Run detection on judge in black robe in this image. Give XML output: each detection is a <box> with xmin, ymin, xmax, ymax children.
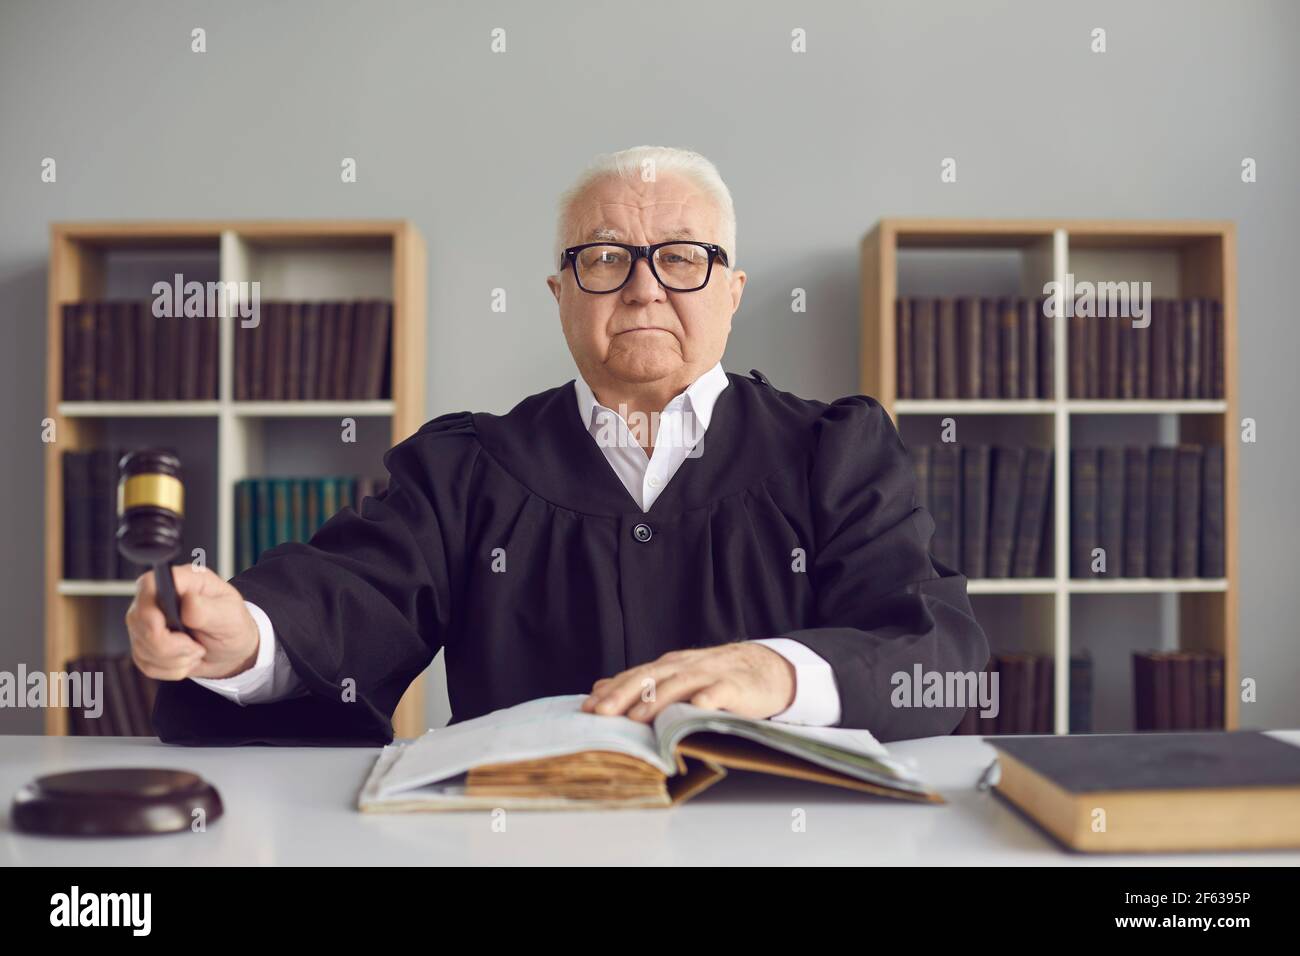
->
<box><xmin>148</xmin><ymin>148</ymin><xmax>988</xmax><ymax>746</ymax></box>
<box><xmin>154</xmin><ymin>371</ymin><xmax>987</xmax><ymax>745</ymax></box>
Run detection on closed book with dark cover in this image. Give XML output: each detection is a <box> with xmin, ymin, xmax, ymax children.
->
<box><xmin>137</xmin><ymin>303</ymin><xmax>157</xmax><ymax>401</ymax></box>
<box><xmin>332</xmin><ymin>302</ymin><xmax>356</xmax><ymax>402</ymax></box>
<box><xmin>112</xmin><ymin>302</ymin><xmax>136</xmax><ymax>401</ymax></box>
<box><xmin>265</xmin><ymin>302</ymin><xmax>287</xmax><ymax>401</ymax></box>
<box><xmin>1122</xmin><ymin>446</ymin><xmax>1148</xmax><ymax>577</ymax></box>
<box><xmin>1200</xmin><ymin>444</ymin><xmax>1225</xmax><ymax>578</ymax></box>
<box><xmin>1168</xmin><ymin>300</ymin><xmax>1186</xmax><ymax>398</ymax></box>
<box><xmin>1133</xmin><ymin>309</ymin><xmax>1150</xmax><ymax>398</ymax></box>
<box><xmin>1183</xmin><ymin>299</ymin><xmax>1202</xmax><ymax>399</ymax></box>
<box><xmin>936</xmin><ymin>298</ymin><xmax>959</xmax><ymax>399</ymax></box>
<box><xmin>980</xmin><ymin>297</ymin><xmax>1000</xmax><ymax>399</ymax></box>
<box><xmin>1011</xmin><ymin>446</ymin><xmax>1051</xmax><ymax>578</ymax></box>
<box><xmin>929</xmin><ymin>443</ymin><xmax>961</xmax><ymax>570</ymax></box>
<box><xmin>895</xmin><ymin>299</ymin><xmax>913</xmax><ymax>399</ymax></box>
<box><xmin>1174</xmin><ymin>445</ymin><xmax>1202</xmax><ymax>578</ymax></box>
<box><xmin>1101</xmin><ymin>314</ymin><xmax>1119</xmax><ymax>399</ymax></box>
<box><xmin>179</xmin><ymin>313</ymin><xmax>201</xmax><ymax>401</ymax></box>
<box><xmin>1036</xmin><ymin>296</ymin><xmax>1054</xmax><ymax>399</ymax></box>
<box><xmin>363</xmin><ymin>300</ymin><xmax>392</xmax><ymax>400</ymax></box>
<box><xmin>1149</xmin><ymin>299</ymin><xmax>1169</xmax><ymax>399</ymax></box>
<box><xmin>1085</xmin><ymin>312</ymin><xmax>1101</xmax><ymax>398</ymax></box>
<box><xmin>1198</xmin><ymin>297</ymin><xmax>1215</xmax><ymax>401</ymax></box>
<box><xmin>318</xmin><ymin>302</ymin><xmax>339</xmax><ymax>401</ymax></box>
<box><xmin>1019</xmin><ymin>297</ymin><xmax>1038</xmax><ymax>400</ymax></box>
<box><xmin>1068</xmin><ymin>310</ymin><xmax>1086</xmax><ymax>398</ymax></box>
<box><xmin>988</xmin><ymin>732</ymin><xmax>1300</xmax><ymax>852</ymax></box>
<box><xmin>300</xmin><ymin>301</ymin><xmax>323</xmax><ymax>401</ymax></box>
<box><xmin>1098</xmin><ymin>446</ymin><xmax>1125</xmax><ymax>577</ymax></box>
<box><xmin>90</xmin><ymin>448</ymin><xmax>117</xmax><ymax>579</ymax></box>
<box><xmin>1146</xmin><ymin>447</ymin><xmax>1177</xmax><ymax>578</ymax></box>
<box><xmin>94</xmin><ymin>302</ymin><xmax>114</xmax><ymax>399</ymax></box>
<box><xmin>960</xmin><ymin>445</ymin><xmax>991</xmax><ymax>578</ymax></box>
<box><xmin>284</xmin><ymin>302</ymin><xmax>304</xmax><ymax>401</ymax></box>
<box><xmin>986</xmin><ymin>446</ymin><xmax>1024</xmax><ymax>578</ymax></box>
<box><xmin>957</xmin><ymin>297</ymin><xmax>981</xmax><ymax>398</ymax></box>
<box><xmin>1118</xmin><ymin>314</ymin><xmax>1135</xmax><ymax>398</ymax></box>
<box><xmin>1070</xmin><ymin>448</ymin><xmax>1099</xmax><ymax>578</ymax></box>
<box><xmin>62</xmin><ymin>451</ymin><xmax>93</xmax><ymax>579</ymax></box>
<box><xmin>249</xmin><ymin>305</ymin><xmax>267</xmax><ymax>401</ymax></box>
<box><xmin>998</xmin><ymin>300</ymin><xmax>1019</xmax><ymax>399</ymax></box>
<box><xmin>911</xmin><ymin>298</ymin><xmax>936</xmax><ymax>399</ymax></box>
<box><xmin>1211</xmin><ymin>300</ymin><xmax>1225</xmax><ymax>398</ymax></box>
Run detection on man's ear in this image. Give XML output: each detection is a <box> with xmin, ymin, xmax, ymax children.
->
<box><xmin>728</xmin><ymin>268</ymin><xmax>747</xmax><ymax>314</ymax></box>
<box><xmin>546</xmin><ymin>273</ymin><xmax>562</xmax><ymax>304</ymax></box>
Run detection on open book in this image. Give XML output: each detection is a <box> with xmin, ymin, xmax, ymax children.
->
<box><xmin>358</xmin><ymin>694</ymin><xmax>943</xmax><ymax>811</ymax></box>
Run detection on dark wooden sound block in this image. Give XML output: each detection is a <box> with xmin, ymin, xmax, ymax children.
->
<box><xmin>11</xmin><ymin>768</ymin><xmax>223</xmax><ymax>836</ymax></box>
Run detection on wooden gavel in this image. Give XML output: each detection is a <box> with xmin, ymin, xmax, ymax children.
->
<box><xmin>116</xmin><ymin>449</ymin><xmax>192</xmax><ymax>636</ymax></box>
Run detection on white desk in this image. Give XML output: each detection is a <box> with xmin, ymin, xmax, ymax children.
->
<box><xmin>3</xmin><ymin>731</ymin><xmax>1299</xmax><ymax>866</ymax></box>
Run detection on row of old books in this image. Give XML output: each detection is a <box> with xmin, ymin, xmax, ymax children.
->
<box><xmin>896</xmin><ymin>297</ymin><xmax>1054</xmax><ymax>400</ymax></box>
<box><xmin>66</xmin><ymin>652</ymin><xmax>158</xmax><ymax>736</ymax></box>
<box><xmin>1070</xmin><ymin>444</ymin><xmax>1225</xmax><ymax>579</ymax></box>
<box><xmin>236</xmin><ymin>475</ymin><xmax>388</xmax><ymax>572</ymax></box>
<box><xmin>911</xmin><ymin>444</ymin><xmax>1053</xmax><ymax>578</ymax></box>
<box><xmin>952</xmin><ymin>653</ymin><xmax>1093</xmax><ymax>735</ymax></box>
<box><xmin>1068</xmin><ymin>298</ymin><xmax>1224</xmax><ymax>400</ymax></box>
<box><xmin>62</xmin><ymin>448</ymin><xmax>157</xmax><ymax>580</ymax></box>
<box><xmin>61</xmin><ymin>302</ymin><xmax>219</xmax><ymax>401</ymax></box>
<box><xmin>1133</xmin><ymin>651</ymin><xmax>1224</xmax><ymax>730</ymax></box>
<box><xmin>234</xmin><ymin>300</ymin><xmax>392</xmax><ymax>401</ymax></box>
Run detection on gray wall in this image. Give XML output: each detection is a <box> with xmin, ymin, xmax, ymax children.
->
<box><xmin>2</xmin><ymin>0</ymin><xmax>1297</xmax><ymax>733</ymax></box>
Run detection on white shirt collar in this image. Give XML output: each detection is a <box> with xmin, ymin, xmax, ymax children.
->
<box><xmin>573</xmin><ymin>361</ymin><xmax>729</xmax><ymax>433</ymax></box>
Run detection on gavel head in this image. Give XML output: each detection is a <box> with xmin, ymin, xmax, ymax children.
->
<box><xmin>116</xmin><ymin>449</ymin><xmax>185</xmax><ymax>567</ymax></box>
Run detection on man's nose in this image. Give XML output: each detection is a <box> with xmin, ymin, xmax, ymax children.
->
<box><xmin>620</xmin><ymin>257</ymin><xmax>667</xmax><ymax>304</ymax></box>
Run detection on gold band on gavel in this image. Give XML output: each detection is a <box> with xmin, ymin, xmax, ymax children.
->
<box><xmin>119</xmin><ymin>474</ymin><xmax>184</xmax><ymax>517</ymax></box>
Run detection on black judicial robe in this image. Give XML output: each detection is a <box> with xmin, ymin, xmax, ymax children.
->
<box><xmin>154</xmin><ymin>372</ymin><xmax>988</xmax><ymax>746</ymax></box>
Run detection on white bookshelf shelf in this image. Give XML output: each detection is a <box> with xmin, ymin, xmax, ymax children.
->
<box><xmin>231</xmin><ymin>401</ymin><xmax>396</xmax><ymax>417</ymax></box>
<box><xmin>966</xmin><ymin>578</ymin><xmax>1057</xmax><ymax>594</ymax></box>
<box><xmin>895</xmin><ymin>400</ymin><xmax>1228</xmax><ymax>416</ymax></box>
<box><xmin>58</xmin><ymin>401</ymin><xmax>221</xmax><ymax>417</ymax></box>
<box><xmin>894</xmin><ymin>400</ymin><xmax>1055</xmax><ymax>415</ymax></box>
<box><xmin>57</xmin><ymin>580</ymin><xmax>138</xmax><ymax>597</ymax></box>
<box><xmin>1068</xmin><ymin>578</ymin><xmax>1229</xmax><ymax>594</ymax></box>
<box><xmin>1066</xmin><ymin>400</ymin><xmax>1227</xmax><ymax>414</ymax></box>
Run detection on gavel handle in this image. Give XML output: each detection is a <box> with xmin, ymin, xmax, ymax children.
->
<box><xmin>153</xmin><ymin>563</ymin><xmax>192</xmax><ymax>636</ymax></box>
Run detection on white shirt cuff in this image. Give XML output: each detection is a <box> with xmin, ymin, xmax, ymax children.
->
<box><xmin>752</xmin><ymin>637</ymin><xmax>842</xmax><ymax>726</ymax></box>
<box><xmin>189</xmin><ymin>601</ymin><xmax>303</xmax><ymax>705</ymax></box>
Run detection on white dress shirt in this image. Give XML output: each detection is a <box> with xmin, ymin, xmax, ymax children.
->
<box><xmin>193</xmin><ymin>363</ymin><xmax>842</xmax><ymax>726</ymax></box>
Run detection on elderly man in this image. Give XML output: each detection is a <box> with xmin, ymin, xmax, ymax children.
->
<box><xmin>129</xmin><ymin>146</ymin><xmax>988</xmax><ymax>745</ymax></box>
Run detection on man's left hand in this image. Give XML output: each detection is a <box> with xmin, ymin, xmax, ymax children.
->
<box><xmin>581</xmin><ymin>643</ymin><xmax>796</xmax><ymax>722</ymax></box>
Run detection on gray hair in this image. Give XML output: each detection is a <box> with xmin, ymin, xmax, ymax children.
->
<box><xmin>553</xmin><ymin>145</ymin><xmax>738</xmax><ymax>270</ymax></box>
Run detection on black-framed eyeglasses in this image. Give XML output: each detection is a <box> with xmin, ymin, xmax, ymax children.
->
<box><xmin>560</xmin><ymin>241</ymin><xmax>730</xmax><ymax>294</ymax></box>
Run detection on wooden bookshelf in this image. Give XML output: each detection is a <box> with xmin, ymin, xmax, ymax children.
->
<box><xmin>861</xmin><ymin>218</ymin><xmax>1238</xmax><ymax>733</ymax></box>
<box><xmin>44</xmin><ymin>220</ymin><xmax>428</xmax><ymax>738</ymax></box>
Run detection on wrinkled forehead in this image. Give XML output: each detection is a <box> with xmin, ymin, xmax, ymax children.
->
<box><xmin>568</xmin><ymin>177</ymin><xmax>721</xmax><ymax>245</ymax></box>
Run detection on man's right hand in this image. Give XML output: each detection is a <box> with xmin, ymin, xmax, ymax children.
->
<box><xmin>126</xmin><ymin>566</ymin><xmax>260</xmax><ymax>681</ymax></box>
